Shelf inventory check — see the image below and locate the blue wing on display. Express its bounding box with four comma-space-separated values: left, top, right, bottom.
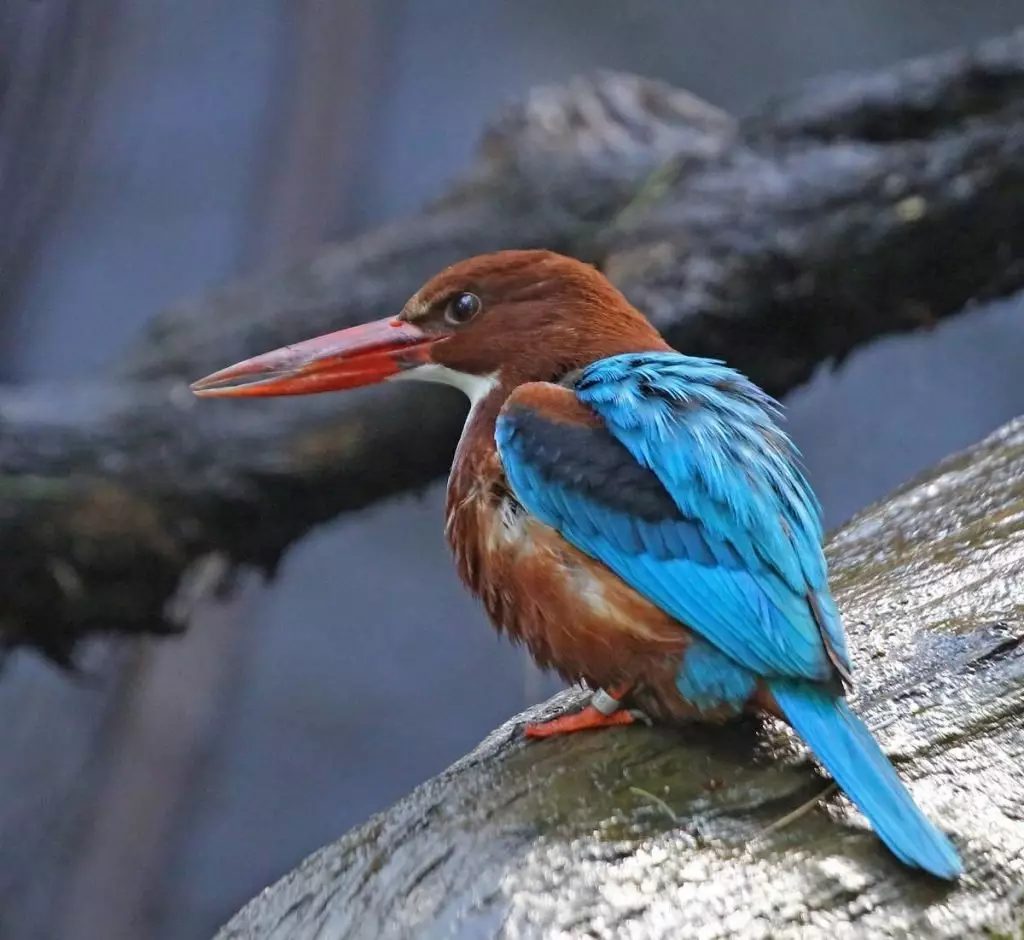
494, 352, 851, 684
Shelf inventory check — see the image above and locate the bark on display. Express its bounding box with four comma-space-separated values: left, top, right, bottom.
214, 415, 1024, 940
3, 30, 1024, 659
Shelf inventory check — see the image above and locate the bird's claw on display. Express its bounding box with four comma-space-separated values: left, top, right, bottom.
525, 683, 650, 738
524, 704, 636, 738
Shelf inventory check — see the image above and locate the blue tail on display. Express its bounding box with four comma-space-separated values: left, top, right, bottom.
769, 679, 962, 879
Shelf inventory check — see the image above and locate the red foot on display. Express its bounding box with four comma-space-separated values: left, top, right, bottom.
524, 705, 636, 739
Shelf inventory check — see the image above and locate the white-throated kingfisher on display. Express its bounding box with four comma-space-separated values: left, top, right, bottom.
192, 250, 962, 879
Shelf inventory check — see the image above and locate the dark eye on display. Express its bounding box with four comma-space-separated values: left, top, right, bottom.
445, 292, 481, 325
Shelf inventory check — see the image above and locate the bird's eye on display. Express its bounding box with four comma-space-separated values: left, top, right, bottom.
445, 292, 481, 325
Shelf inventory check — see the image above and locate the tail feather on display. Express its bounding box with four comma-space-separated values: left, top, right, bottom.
769, 679, 962, 880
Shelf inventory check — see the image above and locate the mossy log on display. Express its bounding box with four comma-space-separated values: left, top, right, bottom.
216, 417, 1024, 940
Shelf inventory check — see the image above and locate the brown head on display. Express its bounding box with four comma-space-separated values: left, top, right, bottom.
190, 250, 668, 405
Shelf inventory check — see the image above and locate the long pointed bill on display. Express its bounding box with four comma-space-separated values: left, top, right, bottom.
189, 318, 439, 398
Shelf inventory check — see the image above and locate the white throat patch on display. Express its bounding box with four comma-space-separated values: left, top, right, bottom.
393, 363, 499, 409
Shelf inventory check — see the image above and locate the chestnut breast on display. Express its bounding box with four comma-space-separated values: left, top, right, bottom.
444, 433, 686, 690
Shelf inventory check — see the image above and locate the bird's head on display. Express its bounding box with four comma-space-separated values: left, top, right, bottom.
190, 250, 667, 404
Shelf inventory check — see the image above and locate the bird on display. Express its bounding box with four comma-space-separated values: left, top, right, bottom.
191, 249, 962, 880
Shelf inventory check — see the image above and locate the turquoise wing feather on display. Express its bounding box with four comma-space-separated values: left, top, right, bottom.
495, 351, 850, 685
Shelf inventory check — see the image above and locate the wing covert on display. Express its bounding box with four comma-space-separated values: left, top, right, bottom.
494, 360, 850, 684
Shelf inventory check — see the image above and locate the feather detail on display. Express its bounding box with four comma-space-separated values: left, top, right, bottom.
495, 359, 848, 684
770, 680, 962, 879
444, 386, 687, 699
570, 352, 851, 678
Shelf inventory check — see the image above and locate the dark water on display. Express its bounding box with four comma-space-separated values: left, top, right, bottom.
5, 3, 1023, 938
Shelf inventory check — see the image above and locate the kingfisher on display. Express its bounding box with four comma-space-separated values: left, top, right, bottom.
192, 250, 962, 879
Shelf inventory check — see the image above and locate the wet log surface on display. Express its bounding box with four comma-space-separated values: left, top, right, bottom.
216, 416, 1024, 940
3, 30, 1024, 661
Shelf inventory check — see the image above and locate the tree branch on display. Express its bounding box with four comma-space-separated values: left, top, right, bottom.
3, 30, 1024, 660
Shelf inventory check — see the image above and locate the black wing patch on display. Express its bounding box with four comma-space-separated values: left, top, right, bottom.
502, 404, 684, 524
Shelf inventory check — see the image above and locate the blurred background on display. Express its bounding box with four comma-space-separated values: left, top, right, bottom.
2, 3, 1023, 939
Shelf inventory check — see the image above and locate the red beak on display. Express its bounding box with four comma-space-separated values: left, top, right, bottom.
189, 317, 439, 398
